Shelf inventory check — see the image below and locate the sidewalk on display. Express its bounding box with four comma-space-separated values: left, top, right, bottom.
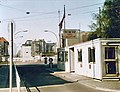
49, 68, 120, 92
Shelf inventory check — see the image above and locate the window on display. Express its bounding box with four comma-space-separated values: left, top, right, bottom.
92, 47, 95, 62
88, 47, 95, 63
58, 51, 65, 62
58, 52, 61, 61
88, 48, 92, 63
78, 49, 82, 62
65, 51, 68, 61
61, 51, 65, 61
105, 47, 115, 59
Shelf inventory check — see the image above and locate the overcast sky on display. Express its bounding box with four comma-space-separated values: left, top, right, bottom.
0, 0, 104, 45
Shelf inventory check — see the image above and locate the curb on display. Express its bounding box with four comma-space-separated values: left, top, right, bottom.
53, 72, 120, 92
78, 81, 120, 92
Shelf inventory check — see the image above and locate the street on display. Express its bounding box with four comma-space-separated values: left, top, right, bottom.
16, 64, 109, 92
0, 64, 108, 92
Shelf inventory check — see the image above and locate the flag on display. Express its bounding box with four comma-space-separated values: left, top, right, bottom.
59, 5, 65, 30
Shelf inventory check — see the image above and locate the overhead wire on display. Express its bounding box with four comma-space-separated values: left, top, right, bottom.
1, 10, 58, 22
66, 2, 103, 11
0, 2, 104, 22
0, 3, 26, 13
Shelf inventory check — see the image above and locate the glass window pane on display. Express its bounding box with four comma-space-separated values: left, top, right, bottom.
105, 47, 115, 59
78, 49, 82, 62
65, 51, 68, 61
88, 48, 92, 63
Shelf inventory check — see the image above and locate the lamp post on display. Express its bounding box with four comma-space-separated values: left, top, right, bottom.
44, 30, 59, 52
14, 30, 28, 37
14, 36, 23, 57
14, 30, 28, 56
15, 36, 23, 39
9, 29, 27, 92
44, 30, 59, 46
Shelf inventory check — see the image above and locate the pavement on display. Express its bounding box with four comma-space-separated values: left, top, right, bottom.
49, 68, 120, 92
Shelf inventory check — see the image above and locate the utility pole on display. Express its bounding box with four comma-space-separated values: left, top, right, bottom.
9, 22, 14, 92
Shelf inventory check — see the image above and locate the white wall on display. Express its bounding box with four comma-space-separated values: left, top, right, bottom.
74, 41, 95, 78
21, 46, 33, 62
65, 47, 70, 72
66, 39, 103, 79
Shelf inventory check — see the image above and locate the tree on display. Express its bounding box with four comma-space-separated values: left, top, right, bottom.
88, 0, 120, 40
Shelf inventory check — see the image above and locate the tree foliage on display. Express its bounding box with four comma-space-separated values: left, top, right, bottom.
88, 0, 120, 40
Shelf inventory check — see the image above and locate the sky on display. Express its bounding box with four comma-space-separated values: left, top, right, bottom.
0, 0, 104, 47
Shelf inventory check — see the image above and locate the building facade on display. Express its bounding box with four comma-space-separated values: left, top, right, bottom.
31, 39, 46, 58
17, 39, 57, 62
19, 40, 33, 62
60, 29, 90, 47
0, 37, 9, 61
57, 29, 90, 70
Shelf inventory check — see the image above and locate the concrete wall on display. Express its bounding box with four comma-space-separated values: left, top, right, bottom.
21, 46, 33, 62
74, 41, 100, 78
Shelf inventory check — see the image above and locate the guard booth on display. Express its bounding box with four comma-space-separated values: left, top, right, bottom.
57, 48, 66, 70
65, 38, 120, 80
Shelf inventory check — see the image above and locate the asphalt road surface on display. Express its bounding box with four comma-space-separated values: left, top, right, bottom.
0, 64, 108, 92
17, 64, 108, 92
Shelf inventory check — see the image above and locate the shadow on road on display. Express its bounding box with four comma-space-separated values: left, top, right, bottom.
17, 64, 71, 88
0, 65, 9, 88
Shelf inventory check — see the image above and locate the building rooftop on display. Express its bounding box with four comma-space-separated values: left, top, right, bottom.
0, 37, 8, 42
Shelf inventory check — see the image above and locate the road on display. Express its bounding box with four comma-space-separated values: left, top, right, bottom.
0, 64, 108, 92
0, 65, 9, 88
17, 64, 108, 92
0, 65, 16, 88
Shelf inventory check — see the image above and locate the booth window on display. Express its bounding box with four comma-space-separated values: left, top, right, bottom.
65, 51, 68, 61
58, 52, 60, 61
92, 47, 95, 62
61, 51, 65, 61
105, 47, 115, 59
88, 47, 95, 63
58, 51, 64, 62
78, 49, 82, 62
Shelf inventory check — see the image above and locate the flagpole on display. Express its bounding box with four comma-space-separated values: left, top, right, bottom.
64, 5, 65, 30
58, 5, 66, 48
58, 10, 61, 48
63, 5, 66, 47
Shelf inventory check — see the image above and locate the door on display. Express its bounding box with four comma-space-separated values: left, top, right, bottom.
104, 46, 118, 75
106, 61, 116, 74
69, 48, 75, 72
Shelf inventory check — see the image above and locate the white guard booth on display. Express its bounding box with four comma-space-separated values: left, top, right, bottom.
65, 38, 120, 80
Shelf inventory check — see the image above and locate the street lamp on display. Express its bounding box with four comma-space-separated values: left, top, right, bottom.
14, 30, 27, 55
44, 30, 58, 45
14, 30, 28, 36
15, 36, 23, 39
14, 36, 23, 56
